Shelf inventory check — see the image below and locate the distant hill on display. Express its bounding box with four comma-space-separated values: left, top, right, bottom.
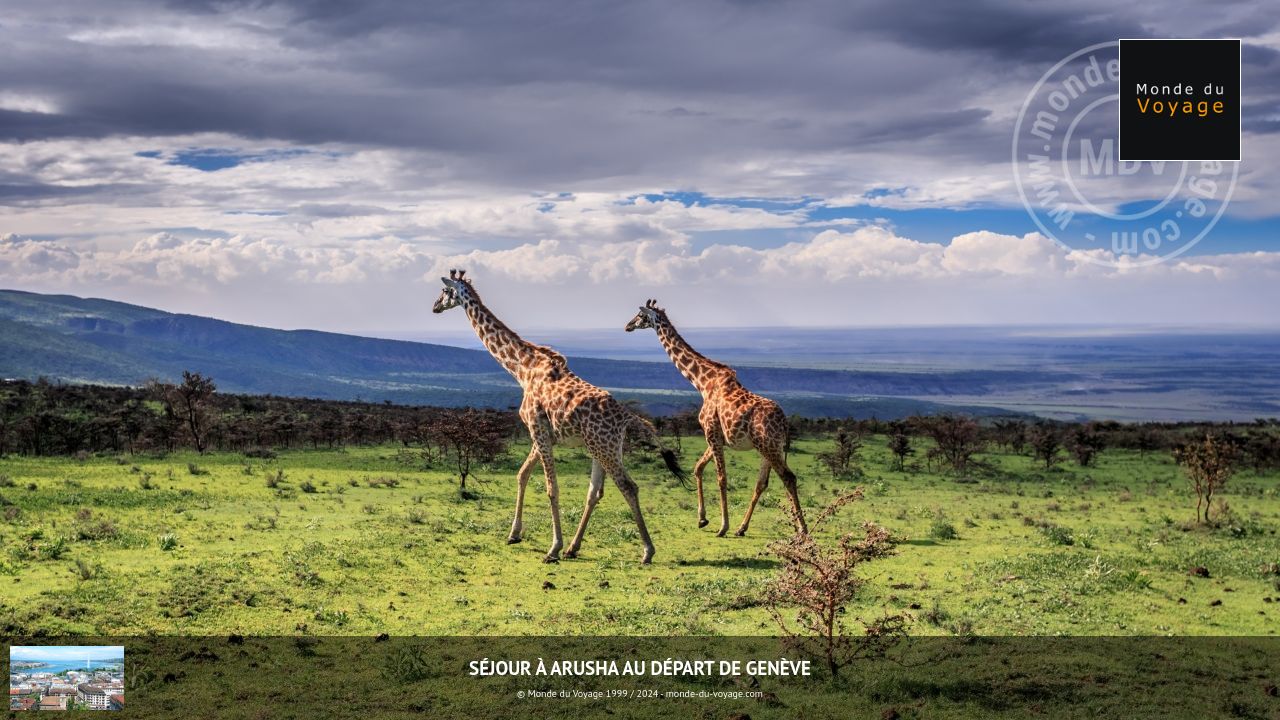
0, 289, 1020, 419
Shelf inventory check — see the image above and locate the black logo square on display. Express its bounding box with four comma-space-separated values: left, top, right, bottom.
1119, 39, 1240, 161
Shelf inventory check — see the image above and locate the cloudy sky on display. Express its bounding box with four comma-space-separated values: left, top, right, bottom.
1, 0, 1278, 334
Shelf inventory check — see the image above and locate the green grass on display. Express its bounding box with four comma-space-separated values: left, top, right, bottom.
1, 437, 1279, 636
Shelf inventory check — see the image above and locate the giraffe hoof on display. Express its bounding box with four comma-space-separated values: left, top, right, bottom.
506, 536, 522, 545
564, 548, 579, 559
641, 549, 654, 564
698, 518, 709, 528
734, 528, 748, 537
715, 528, 728, 538
542, 554, 560, 564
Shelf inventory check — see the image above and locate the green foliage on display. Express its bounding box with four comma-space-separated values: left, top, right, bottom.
929, 515, 959, 541
1038, 522, 1075, 546
0, 435, 1276, 638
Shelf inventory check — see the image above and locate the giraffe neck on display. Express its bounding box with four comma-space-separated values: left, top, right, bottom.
460, 293, 540, 380
655, 318, 722, 393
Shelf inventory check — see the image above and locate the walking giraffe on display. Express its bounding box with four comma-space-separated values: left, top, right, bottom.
433, 270, 686, 563
625, 300, 807, 537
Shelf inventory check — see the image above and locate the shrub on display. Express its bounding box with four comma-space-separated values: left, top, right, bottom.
1029, 423, 1063, 469
246, 513, 278, 531
1038, 523, 1074, 546
187, 463, 208, 476
74, 517, 119, 542
922, 599, 949, 627
300, 481, 318, 494
382, 644, 433, 683
929, 518, 959, 541
38, 536, 69, 561
764, 489, 909, 680
818, 427, 862, 478
75, 558, 102, 581
158, 533, 179, 551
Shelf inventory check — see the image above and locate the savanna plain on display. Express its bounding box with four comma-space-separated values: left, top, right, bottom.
2, 435, 1278, 638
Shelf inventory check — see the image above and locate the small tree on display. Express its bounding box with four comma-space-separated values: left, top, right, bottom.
993, 419, 1028, 454
818, 426, 861, 478
163, 371, 216, 454
424, 408, 513, 489
1068, 424, 1105, 467
1133, 426, 1160, 458
764, 490, 909, 680
1028, 422, 1062, 469
919, 415, 982, 475
886, 422, 914, 471
1174, 433, 1241, 524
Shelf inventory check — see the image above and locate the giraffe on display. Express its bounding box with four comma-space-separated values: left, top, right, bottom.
625, 300, 807, 537
432, 270, 686, 564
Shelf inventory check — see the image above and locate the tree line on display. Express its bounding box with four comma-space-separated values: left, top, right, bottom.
0, 376, 516, 459
2, 377, 1279, 483
800, 415, 1280, 478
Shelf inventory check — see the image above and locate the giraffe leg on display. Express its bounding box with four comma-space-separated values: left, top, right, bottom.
692, 445, 715, 528
776, 456, 808, 535
507, 448, 538, 544
531, 429, 563, 563
603, 455, 655, 564
738, 447, 807, 536
712, 445, 729, 537
734, 456, 771, 536
564, 459, 605, 558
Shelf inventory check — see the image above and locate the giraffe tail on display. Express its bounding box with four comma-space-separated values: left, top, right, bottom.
627, 414, 690, 487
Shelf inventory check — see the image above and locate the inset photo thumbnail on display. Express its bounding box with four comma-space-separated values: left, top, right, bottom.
9, 646, 124, 711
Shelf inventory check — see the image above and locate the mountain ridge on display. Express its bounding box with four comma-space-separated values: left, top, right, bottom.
0, 288, 1022, 419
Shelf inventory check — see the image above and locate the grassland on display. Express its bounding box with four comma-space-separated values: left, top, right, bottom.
1, 437, 1279, 637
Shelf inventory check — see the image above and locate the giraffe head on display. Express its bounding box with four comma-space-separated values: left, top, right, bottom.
624, 299, 666, 332
432, 268, 474, 313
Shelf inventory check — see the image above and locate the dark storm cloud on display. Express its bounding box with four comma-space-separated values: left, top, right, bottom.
1, 0, 1277, 192
843, 0, 1149, 62
0, 183, 124, 201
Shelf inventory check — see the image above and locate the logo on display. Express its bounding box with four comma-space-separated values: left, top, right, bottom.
1119, 39, 1241, 161
1012, 41, 1238, 267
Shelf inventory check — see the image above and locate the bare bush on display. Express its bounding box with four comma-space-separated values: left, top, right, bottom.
764, 489, 909, 680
